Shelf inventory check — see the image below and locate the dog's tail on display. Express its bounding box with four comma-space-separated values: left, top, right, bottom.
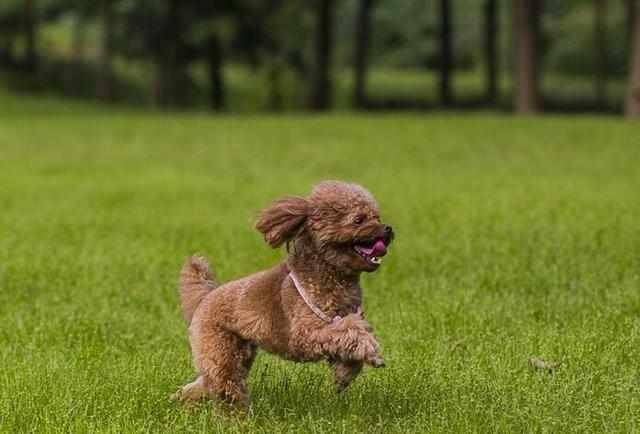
179, 256, 218, 324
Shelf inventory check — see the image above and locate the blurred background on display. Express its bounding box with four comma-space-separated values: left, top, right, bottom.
2, 4, 640, 431
1, 0, 639, 116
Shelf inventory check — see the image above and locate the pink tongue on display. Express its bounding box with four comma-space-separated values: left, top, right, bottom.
362, 239, 387, 257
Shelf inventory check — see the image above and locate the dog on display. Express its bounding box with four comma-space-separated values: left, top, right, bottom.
173, 180, 394, 410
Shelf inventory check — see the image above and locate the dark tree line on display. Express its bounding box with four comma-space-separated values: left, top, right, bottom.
484, 0, 499, 106
1, 0, 639, 117
627, 0, 640, 116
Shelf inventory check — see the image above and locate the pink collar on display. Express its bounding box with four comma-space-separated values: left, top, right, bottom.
288, 270, 340, 324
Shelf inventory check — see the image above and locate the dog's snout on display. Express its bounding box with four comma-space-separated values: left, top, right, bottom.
383, 225, 394, 243
382, 225, 395, 245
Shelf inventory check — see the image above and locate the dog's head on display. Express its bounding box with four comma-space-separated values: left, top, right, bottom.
255, 181, 394, 273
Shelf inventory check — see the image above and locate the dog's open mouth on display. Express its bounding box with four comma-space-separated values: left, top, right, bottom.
353, 238, 388, 265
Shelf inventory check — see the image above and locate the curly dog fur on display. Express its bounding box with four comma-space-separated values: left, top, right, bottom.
173, 181, 394, 410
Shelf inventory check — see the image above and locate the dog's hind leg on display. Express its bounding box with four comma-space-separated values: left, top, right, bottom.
192, 325, 256, 411
332, 360, 363, 392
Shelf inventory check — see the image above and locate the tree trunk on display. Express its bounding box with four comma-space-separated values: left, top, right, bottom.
513, 0, 542, 113
628, 0, 637, 50
23, 0, 38, 73
208, 33, 225, 111
0, 37, 12, 67
353, 0, 373, 108
309, 0, 334, 111
439, 0, 453, 107
264, 0, 284, 111
484, 0, 499, 105
626, 0, 640, 117
154, 0, 183, 107
96, 0, 114, 101
65, 13, 87, 96
267, 60, 284, 111
593, 0, 607, 109
71, 14, 86, 61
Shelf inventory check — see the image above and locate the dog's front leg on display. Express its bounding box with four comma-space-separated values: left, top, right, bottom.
332, 360, 363, 392
309, 313, 384, 367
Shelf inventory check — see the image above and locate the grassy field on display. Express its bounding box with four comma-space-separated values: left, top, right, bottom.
1, 93, 640, 432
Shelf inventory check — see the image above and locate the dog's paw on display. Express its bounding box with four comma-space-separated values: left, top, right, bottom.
353, 332, 384, 367
337, 313, 373, 333
169, 390, 181, 402
326, 315, 383, 365
367, 355, 385, 368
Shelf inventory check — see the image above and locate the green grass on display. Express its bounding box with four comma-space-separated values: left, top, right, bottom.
1, 93, 640, 432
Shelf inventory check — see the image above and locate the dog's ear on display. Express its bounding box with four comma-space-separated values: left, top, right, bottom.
255, 196, 309, 248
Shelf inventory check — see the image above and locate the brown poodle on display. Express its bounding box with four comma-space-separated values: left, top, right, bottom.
173, 180, 394, 410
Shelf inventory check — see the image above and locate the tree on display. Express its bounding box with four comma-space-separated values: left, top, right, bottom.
308, 0, 334, 110
484, 0, 499, 105
438, 0, 453, 107
593, 0, 607, 109
71, 8, 86, 62
96, 0, 114, 101
513, 0, 542, 113
207, 32, 225, 111
0, 3, 26, 70
64, 4, 88, 96
626, 0, 640, 117
245, 0, 287, 111
23, 0, 38, 72
192, 1, 236, 111
628, 0, 637, 50
148, 0, 193, 108
353, 0, 373, 108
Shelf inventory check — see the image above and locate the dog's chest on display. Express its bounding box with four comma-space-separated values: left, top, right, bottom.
319, 283, 362, 317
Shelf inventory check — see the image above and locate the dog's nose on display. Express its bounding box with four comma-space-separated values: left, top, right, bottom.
384, 225, 393, 235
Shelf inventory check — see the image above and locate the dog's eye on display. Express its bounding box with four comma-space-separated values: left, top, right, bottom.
353, 215, 366, 225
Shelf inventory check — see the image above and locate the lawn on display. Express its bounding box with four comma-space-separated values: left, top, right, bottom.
1, 94, 640, 433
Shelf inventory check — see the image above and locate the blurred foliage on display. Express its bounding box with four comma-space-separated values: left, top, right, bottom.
546, 2, 629, 78
0, 0, 635, 111
368, 0, 477, 70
